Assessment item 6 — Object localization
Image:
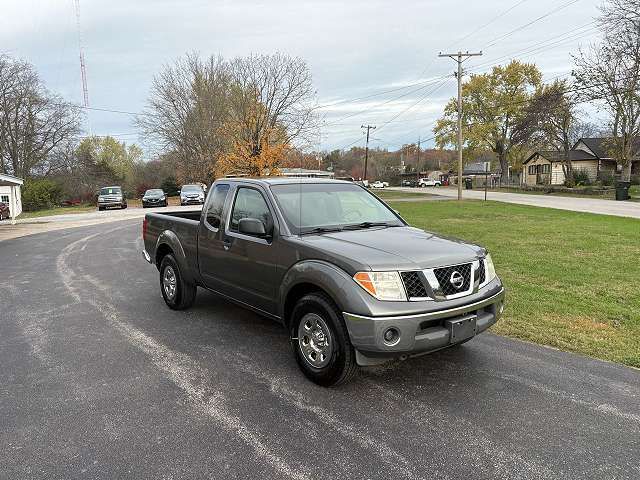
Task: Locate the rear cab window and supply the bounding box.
[204,184,230,229]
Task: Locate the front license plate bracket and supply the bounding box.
[445,315,477,343]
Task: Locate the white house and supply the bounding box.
[522,138,622,186]
[0,173,24,223]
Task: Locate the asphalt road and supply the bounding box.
[1,221,639,479]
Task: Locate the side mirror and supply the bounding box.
[238,217,268,237]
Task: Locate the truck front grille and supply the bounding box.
[433,263,472,296]
[400,271,428,299]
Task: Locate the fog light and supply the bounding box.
[383,327,400,346]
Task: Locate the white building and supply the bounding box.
[0,173,24,223]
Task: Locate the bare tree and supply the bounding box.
[137,53,231,183]
[573,0,640,180]
[226,53,316,154]
[139,52,317,180]
[514,80,582,184]
[0,55,82,179]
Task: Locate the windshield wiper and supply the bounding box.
[300,226,344,235]
[342,221,392,230]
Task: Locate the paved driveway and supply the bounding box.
[0,204,202,242]
[389,187,640,219]
[1,221,638,479]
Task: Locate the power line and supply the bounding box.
[313,75,449,110]
[448,0,530,50]
[481,0,582,49]
[321,74,450,126]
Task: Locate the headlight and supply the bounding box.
[353,271,407,301]
[484,253,497,283]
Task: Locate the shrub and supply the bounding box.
[160,176,180,196]
[573,170,592,186]
[22,179,64,211]
[598,170,616,187]
[630,174,640,186]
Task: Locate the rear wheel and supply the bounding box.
[290,292,358,386]
[159,254,196,310]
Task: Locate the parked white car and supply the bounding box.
[418,178,441,187]
[371,181,388,189]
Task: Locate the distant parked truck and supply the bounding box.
[418,178,441,187]
[97,186,127,210]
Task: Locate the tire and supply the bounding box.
[159,254,197,310]
[98,206,104,211]
[290,292,358,386]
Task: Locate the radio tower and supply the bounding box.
[74,0,89,108]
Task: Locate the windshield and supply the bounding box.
[99,187,121,195]
[182,185,202,192]
[145,189,163,196]
[270,183,403,234]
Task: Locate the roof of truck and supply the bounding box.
[218,177,353,186]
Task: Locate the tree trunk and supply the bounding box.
[498,153,509,185]
[623,161,632,182]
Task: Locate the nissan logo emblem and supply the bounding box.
[450,271,464,289]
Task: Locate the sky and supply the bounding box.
[0,0,604,157]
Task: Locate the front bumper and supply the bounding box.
[98,201,125,208]
[143,199,165,207]
[181,197,203,205]
[343,287,505,359]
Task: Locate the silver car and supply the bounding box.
[180,184,205,206]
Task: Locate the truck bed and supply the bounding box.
[143,210,202,269]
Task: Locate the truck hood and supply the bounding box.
[299,226,483,273]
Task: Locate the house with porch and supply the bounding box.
[522,137,628,186]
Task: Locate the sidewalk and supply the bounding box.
[389,187,640,219]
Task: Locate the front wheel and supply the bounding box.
[159,254,196,310]
[290,292,358,386]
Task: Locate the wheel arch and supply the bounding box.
[154,230,195,284]
[279,260,368,329]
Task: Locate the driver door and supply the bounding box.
[214,185,281,315]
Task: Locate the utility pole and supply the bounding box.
[438,50,482,200]
[417,136,421,175]
[361,124,376,181]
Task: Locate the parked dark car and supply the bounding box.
[402,179,418,187]
[0,201,9,220]
[97,186,127,210]
[180,184,205,206]
[142,178,504,386]
[142,189,168,208]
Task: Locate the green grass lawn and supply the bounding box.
[390,199,640,368]
[20,204,96,219]
[374,189,431,199]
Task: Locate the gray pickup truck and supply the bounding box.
[142,178,505,386]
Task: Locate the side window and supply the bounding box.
[204,184,230,229]
[0,195,9,203]
[230,188,272,233]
